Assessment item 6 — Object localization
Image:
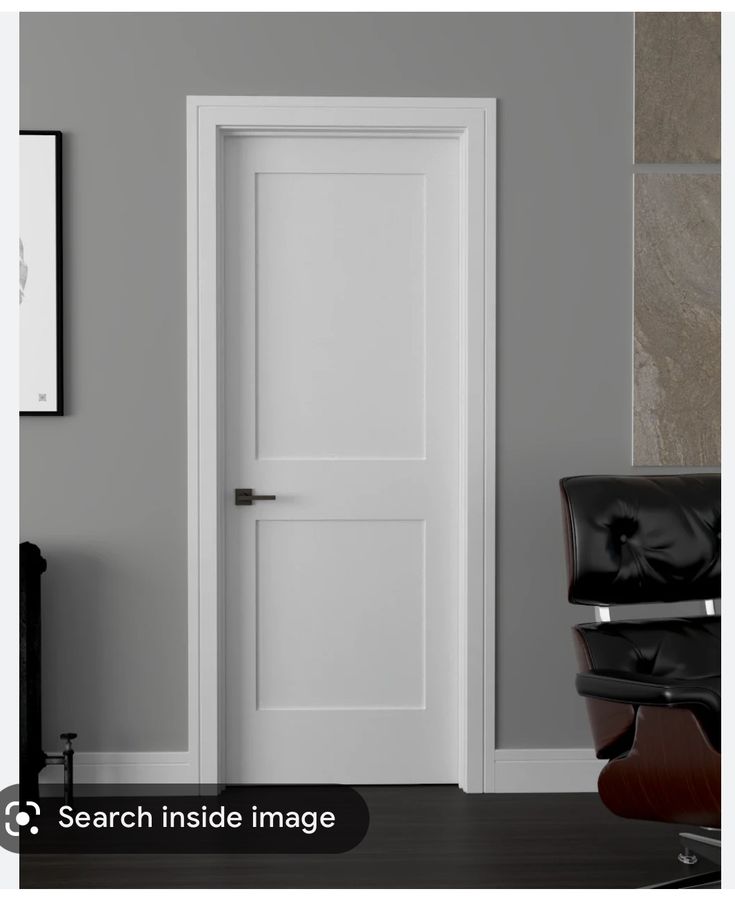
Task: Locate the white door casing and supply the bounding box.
[187,97,496,792]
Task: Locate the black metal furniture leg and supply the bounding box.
[678,830,721,866]
[60,733,76,806]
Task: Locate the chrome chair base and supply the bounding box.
[648,830,721,889]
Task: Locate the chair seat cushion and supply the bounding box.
[574,616,721,751]
[574,615,720,679]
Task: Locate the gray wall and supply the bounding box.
[21,11,702,754]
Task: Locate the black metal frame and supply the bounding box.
[20,130,64,417]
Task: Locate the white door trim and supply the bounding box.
[186,96,496,792]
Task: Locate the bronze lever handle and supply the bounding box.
[235,488,276,506]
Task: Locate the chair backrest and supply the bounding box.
[560,474,720,608]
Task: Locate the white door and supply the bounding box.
[223,131,460,784]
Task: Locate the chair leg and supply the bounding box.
[678,830,721,866]
[646,830,721,888]
[677,848,698,866]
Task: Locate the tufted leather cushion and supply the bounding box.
[574,615,720,679]
[560,474,720,606]
[574,616,720,750]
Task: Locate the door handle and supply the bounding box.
[234,488,277,506]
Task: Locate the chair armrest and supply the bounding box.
[575,670,720,716]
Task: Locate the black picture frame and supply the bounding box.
[20,130,63,416]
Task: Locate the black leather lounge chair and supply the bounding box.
[559,474,721,889]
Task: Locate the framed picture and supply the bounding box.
[20,130,63,415]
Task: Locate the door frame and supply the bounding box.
[186,96,496,792]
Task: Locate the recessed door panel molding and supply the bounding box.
[253,165,427,460]
[255,519,426,711]
[187,97,496,791]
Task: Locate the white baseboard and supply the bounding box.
[493,748,602,792]
[38,748,602,791]
[39,751,196,784]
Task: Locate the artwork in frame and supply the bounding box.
[20,130,63,415]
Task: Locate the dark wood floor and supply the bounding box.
[21,786,712,888]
